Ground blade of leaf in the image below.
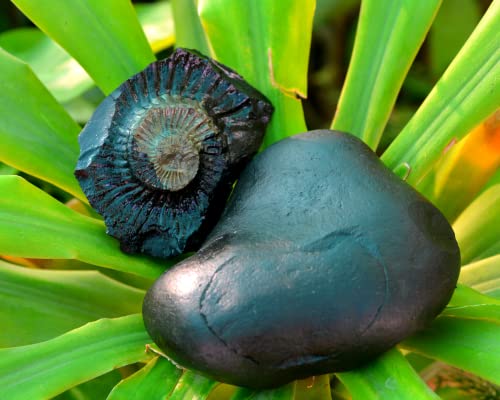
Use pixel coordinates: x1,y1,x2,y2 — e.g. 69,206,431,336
0,28,94,103
62,87,105,125
54,371,122,400
107,356,182,400
442,284,500,322
479,166,500,195
336,348,439,400
167,371,219,400
205,385,238,400
199,0,315,147
171,0,210,55
382,0,500,184
0,49,84,201
136,2,175,54
453,184,500,264
0,176,167,279
415,110,500,222
401,316,500,385
460,255,500,299
0,162,17,175
11,0,155,94
428,0,481,78
230,382,295,400
330,379,351,400
0,259,144,347
0,314,153,400
331,0,441,150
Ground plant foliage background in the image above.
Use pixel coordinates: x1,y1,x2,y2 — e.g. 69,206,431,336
0,0,499,399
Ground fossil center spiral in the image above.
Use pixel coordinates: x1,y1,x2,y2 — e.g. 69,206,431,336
129,98,218,192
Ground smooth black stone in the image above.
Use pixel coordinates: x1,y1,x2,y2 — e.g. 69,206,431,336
142,130,460,388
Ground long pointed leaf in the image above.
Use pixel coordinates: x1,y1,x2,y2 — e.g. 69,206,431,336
402,317,500,385
12,0,155,94
336,348,439,400
171,0,210,55
0,28,93,103
0,315,153,400
460,255,500,298
55,371,122,400
199,0,315,147
107,356,182,400
382,0,500,184
428,0,481,78
453,184,500,264
0,49,84,200
136,2,175,53
167,371,218,400
332,0,441,150
480,167,500,195
416,110,500,222
0,176,166,278
442,284,500,322
0,259,144,347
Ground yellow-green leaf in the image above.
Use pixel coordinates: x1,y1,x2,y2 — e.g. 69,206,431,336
332,0,441,150
0,315,153,400
0,176,167,278
107,357,182,400
0,260,144,347
12,0,155,94
382,0,500,184
337,348,439,400
0,49,83,200
199,0,315,147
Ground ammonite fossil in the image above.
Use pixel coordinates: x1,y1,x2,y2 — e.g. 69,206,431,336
75,48,273,258
143,130,460,388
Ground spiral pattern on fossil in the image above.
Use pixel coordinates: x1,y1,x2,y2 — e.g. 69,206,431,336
75,48,273,259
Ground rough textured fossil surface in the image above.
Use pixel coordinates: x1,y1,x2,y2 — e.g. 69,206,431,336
75,48,273,258
142,130,461,388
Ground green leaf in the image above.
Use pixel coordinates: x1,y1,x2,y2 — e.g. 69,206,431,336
0,49,84,200
415,111,500,223
0,28,93,103
402,317,500,385
0,176,167,279
136,2,175,53
199,0,315,147
54,371,122,400
172,0,210,55
0,259,144,347
12,0,155,95
479,167,500,195
336,348,439,400
460,255,500,298
62,87,105,125
0,315,153,400
0,162,17,175
231,382,295,400
332,0,441,150
382,0,500,184
428,0,481,78
107,357,182,400
442,284,500,322
453,184,500,264
167,371,219,400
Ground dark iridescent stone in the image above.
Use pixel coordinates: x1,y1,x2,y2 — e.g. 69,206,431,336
142,130,461,388
75,48,273,258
